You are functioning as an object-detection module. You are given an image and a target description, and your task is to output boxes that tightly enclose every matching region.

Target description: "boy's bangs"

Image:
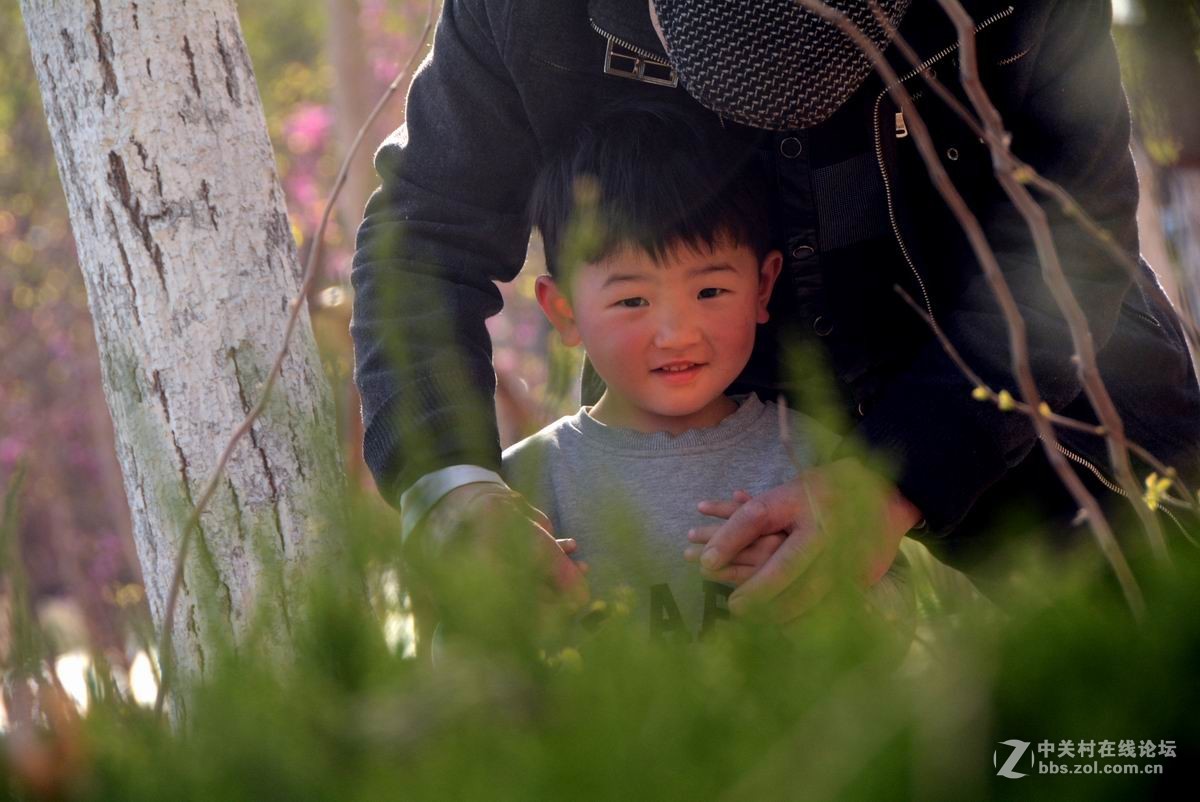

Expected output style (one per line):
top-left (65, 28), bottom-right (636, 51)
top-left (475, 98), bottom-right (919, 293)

top-left (529, 98), bottom-right (771, 281)
top-left (584, 220), bottom-right (747, 272)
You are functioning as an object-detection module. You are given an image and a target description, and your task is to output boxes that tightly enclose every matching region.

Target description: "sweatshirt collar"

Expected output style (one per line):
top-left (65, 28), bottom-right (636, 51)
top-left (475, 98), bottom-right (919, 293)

top-left (574, 394), bottom-right (767, 453)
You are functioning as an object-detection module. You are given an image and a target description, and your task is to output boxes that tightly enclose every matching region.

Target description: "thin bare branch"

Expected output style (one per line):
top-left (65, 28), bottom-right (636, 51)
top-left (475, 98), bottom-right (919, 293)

top-left (875, 2), bottom-right (1195, 510)
top-left (153, 0), bottom-right (440, 717)
top-left (794, 0), bottom-right (1143, 618)
top-left (870, 1), bottom-right (1200, 358)
top-left (892, 285), bottom-right (987, 390)
top-left (895, 285), bottom-right (1194, 509)
top-left (934, 0), bottom-right (1167, 562)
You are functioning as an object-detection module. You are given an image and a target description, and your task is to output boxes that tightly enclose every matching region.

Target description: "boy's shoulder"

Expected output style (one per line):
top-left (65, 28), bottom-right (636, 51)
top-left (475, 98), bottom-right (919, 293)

top-left (742, 394), bottom-right (839, 467)
top-left (501, 412), bottom-right (583, 471)
top-left (501, 412), bottom-right (593, 513)
top-left (777, 399), bottom-right (833, 440)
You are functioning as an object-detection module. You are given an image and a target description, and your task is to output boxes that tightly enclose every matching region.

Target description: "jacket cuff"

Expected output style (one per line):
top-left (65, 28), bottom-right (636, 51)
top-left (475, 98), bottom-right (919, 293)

top-left (399, 465), bottom-right (508, 545)
top-left (836, 385), bottom-right (1020, 537)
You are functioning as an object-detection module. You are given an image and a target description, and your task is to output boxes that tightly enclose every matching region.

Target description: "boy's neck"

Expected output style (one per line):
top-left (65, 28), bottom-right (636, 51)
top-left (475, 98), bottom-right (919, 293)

top-left (588, 393), bottom-right (740, 436)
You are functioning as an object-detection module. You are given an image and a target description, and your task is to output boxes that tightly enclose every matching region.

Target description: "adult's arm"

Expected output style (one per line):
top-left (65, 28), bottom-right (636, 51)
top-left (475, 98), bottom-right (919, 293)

top-left (842, 0), bottom-right (1139, 533)
top-left (352, 0), bottom-right (539, 504)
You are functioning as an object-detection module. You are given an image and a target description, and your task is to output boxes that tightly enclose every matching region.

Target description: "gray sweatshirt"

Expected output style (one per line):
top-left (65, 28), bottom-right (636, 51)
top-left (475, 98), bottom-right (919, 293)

top-left (501, 394), bottom-right (826, 641)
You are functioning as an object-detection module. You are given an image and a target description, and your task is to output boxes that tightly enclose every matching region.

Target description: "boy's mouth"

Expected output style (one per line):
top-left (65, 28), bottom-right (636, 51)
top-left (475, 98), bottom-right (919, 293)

top-left (652, 361), bottom-right (704, 382)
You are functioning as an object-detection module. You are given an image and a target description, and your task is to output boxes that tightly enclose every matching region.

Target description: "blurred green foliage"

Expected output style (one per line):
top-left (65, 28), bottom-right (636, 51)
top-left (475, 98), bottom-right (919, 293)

top-left (2, 473), bottom-right (1198, 800)
top-left (1116, 0), bottom-right (1200, 166)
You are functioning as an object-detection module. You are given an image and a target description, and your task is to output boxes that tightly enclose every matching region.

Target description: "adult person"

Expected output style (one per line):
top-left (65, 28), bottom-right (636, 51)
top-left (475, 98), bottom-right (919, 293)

top-left (352, 0), bottom-right (1200, 620)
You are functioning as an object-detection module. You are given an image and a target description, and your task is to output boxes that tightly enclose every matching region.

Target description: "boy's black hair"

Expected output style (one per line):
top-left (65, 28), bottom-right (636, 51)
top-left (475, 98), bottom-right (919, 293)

top-left (528, 98), bottom-right (771, 280)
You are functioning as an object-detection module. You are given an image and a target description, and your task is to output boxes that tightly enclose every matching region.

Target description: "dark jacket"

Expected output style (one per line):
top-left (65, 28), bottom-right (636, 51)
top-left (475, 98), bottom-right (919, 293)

top-left (352, 0), bottom-right (1200, 537)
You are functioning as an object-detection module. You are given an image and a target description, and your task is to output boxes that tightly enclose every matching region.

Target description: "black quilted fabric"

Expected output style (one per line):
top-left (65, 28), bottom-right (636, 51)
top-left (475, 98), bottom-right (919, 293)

top-left (653, 0), bottom-right (911, 129)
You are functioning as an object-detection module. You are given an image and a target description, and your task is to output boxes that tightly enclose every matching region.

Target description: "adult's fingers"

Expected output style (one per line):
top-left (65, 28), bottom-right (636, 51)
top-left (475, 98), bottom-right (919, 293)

top-left (696, 499), bottom-right (740, 520)
top-left (698, 538), bottom-right (784, 587)
top-left (462, 490), bottom-right (588, 608)
top-left (701, 563), bottom-right (763, 586)
top-left (690, 531), bottom-right (784, 565)
top-left (533, 530), bottom-right (589, 608)
top-left (521, 498), bottom-right (557, 535)
top-left (727, 527), bottom-right (824, 614)
top-left (696, 489), bottom-right (750, 519)
top-left (700, 494), bottom-right (798, 571)
top-left (731, 533), bottom-right (785, 566)
top-left (768, 567), bottom-right (834, 624)
top-left (470, 489), bottom-right (554, 535)
top-left (684, 526), bottom-right (727, 563)
top-left (556, 539), bottom-right (588, 573)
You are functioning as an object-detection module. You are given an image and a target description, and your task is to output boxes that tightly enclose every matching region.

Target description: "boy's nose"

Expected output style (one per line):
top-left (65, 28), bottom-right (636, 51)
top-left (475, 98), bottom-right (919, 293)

top-left (652, 309), bottom-right (702, 349)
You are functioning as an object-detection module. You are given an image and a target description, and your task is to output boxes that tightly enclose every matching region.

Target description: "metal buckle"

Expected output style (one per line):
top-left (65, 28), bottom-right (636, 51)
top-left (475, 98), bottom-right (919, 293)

top-left (602, 39), bottom-right (678, 88)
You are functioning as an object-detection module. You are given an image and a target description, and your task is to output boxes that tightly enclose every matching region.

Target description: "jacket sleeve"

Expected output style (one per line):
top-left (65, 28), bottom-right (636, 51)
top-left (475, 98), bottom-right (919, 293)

top-left (351, 0), bottom-right (540, 504)
top-left (842, 0), bottom-right (1139, 534)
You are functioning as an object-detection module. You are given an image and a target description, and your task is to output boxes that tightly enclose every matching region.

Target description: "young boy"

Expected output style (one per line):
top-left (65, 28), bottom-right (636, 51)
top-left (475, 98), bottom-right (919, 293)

top-left (502, 100), bottom-right (884, 641)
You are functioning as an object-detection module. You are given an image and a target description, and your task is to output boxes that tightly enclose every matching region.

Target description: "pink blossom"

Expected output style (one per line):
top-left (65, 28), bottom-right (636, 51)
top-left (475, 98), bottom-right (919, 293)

top-left (0, 436), bottom-right (26, 467)
top-left (284, 104), bottom-right (333, 156)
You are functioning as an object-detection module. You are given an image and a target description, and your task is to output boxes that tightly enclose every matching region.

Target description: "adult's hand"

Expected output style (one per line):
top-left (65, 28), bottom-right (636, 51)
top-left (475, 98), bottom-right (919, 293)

top-left (406, 482), bottom-right (590, 616)
top-left (685, 459), bottom-right (921, 623)
top-left (684, 490), bottom-right (788, 585)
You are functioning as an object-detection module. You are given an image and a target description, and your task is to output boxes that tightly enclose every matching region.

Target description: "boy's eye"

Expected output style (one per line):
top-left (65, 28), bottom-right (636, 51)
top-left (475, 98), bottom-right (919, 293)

top-left (616, 297), bottom-right (648, 308)
top-left (698, 287), bottom-right (728, 299)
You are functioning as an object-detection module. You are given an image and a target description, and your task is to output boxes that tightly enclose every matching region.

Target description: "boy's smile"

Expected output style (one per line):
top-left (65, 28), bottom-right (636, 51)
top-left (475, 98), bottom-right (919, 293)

top-left (536, 238), bottom-right (781, 435)
top-left (653, 360), bottom-right (705, 383)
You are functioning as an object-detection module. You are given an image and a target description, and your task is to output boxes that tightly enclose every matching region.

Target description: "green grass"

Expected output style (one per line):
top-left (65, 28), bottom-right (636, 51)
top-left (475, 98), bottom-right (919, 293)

top-left (3, 476), bottom-right (1199, 801)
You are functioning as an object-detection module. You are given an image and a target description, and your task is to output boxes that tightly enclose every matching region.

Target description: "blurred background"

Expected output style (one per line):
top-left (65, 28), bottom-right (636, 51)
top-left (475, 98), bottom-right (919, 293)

top-left (1, 0), bottom-right (1197, 691)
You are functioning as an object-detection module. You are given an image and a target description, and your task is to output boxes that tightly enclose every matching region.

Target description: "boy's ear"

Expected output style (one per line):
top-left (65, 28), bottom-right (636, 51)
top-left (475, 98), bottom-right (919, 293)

top-left (535, 275), bottom-right (582, 347)
top-left (756, 250), bottom-right (783, 324)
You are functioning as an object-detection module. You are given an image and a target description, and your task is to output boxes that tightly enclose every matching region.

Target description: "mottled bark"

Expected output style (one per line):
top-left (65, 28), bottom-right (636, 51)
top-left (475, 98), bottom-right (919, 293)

top-left (20, 0), bottom-right (344, 684)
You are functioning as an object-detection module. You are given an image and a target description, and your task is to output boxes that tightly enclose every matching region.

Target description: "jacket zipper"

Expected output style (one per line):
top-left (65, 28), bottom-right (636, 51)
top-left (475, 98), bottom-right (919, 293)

top-left (866, 7), bottom-right (1133, 509)
top-left (1050, 439), bottom-right (1193, 537)
top-left (589, 19), bottom-right (678, 87)
top-left (894, 88), bottom-right (924, 137)
top-left (1125, 304), bottom-right (1162, 329)
top-left (996, 46), bottom-right (1032, 67)
top-left (872, 5), bottom-right (1015, 325)
top-left (1048, 438), bottom-right (1192, 539)
top-left (1050, 440), bottom-right (1124, 496)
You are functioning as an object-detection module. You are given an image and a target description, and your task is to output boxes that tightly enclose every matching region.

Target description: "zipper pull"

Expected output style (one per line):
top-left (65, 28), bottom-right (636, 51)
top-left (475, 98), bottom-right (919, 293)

top-left (895, 112), bottom-right (909, 139)
top-left (600, 37), bottom-right (679, 87)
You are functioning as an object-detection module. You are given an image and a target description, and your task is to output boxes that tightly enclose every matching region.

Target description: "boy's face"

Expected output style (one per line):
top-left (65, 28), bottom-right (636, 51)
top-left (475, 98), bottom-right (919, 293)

top-left (536, 239), bottom-right (782, 434)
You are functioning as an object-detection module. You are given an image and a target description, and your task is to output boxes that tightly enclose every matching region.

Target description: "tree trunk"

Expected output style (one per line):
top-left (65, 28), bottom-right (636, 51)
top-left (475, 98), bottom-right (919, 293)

top-left (20, 0), bottom-right (344, 684)
top-left (326, 0), bottom-right (376, 242)
top-left (324, 0), bottom-right (374, 490)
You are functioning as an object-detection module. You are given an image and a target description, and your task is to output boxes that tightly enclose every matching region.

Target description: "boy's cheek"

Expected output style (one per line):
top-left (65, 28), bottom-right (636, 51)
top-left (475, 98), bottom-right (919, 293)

top-left (585, 323), bottom-right (645, 361)
top-left (716, 313), bottom-right (760, 354)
